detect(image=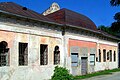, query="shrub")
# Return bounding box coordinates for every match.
[51,66,74,80]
